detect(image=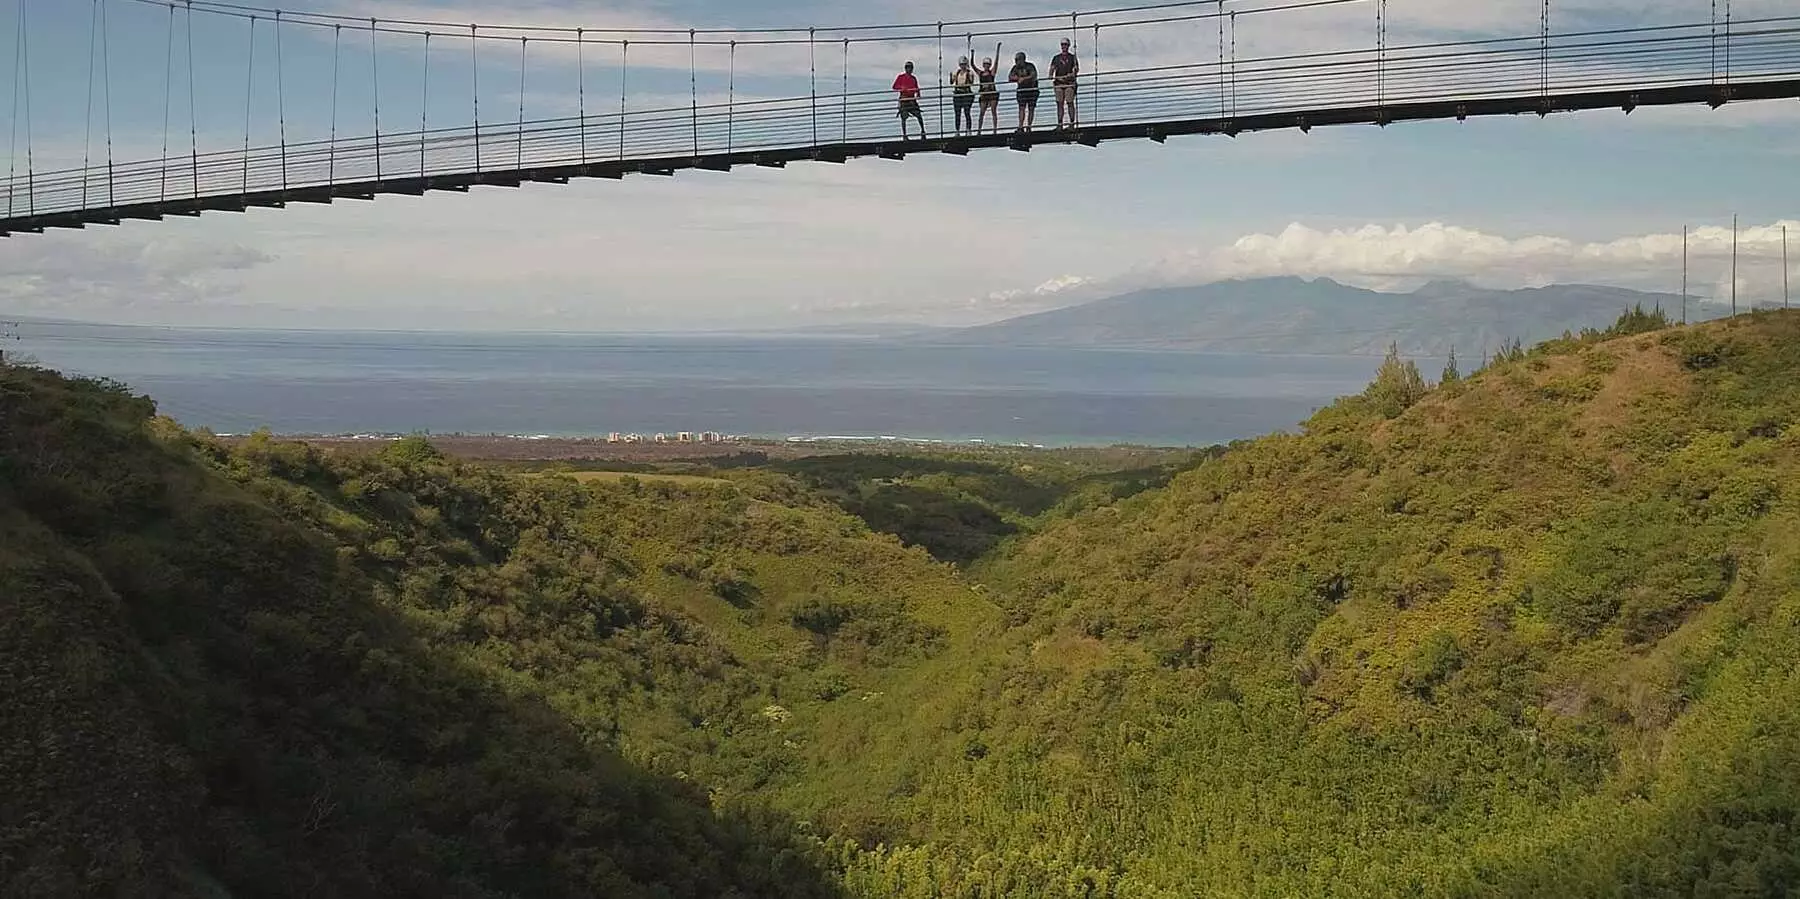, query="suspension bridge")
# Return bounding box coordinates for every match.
[2,0,1797,238]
